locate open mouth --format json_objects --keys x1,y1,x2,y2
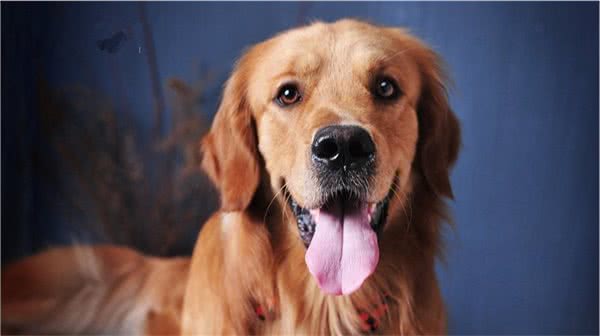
[
  {"x1": 288, "y1": 190, "x2": 391, "y2": 247},
  {"x1": 285, "y1": 183, "x2": 394, "y2": 296}
]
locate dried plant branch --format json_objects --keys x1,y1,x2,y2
[{"x1": 35, "y1": 71, "x2": 218, "y2": 256}]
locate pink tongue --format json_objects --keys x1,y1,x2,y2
[{"x1": 305, "y1": 200, "x2": 379, "y2": 295}]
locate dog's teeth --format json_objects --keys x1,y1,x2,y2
[{"x1": 368, "y1": 203, "x2": 376, "y2": 215}]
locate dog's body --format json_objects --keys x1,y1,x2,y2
[{"x1": 2, "y1": 19, "x2": 460, "y2": 335}]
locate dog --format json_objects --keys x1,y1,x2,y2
[{"x1": 1, "y1": 19, "x2": 460, "y2": 335}]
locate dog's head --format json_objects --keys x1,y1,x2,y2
[{"x1": 201, "y1": 19, "x2": 460, "y2": 295}]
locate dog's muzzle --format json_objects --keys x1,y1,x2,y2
[{"x1": 283, "y1": 125, "x2": 390, "y2": 295}]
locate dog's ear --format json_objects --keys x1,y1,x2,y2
[
  {"x1": 413, "y1": 46, "x2": 461, "y2": 199},
  {"x1": 201, "y1": 63, "x2": 260, "y2": 211}
]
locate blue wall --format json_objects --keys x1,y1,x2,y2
[{"x1": 2, "y1": 2, "x2": 598, "y2": 334}]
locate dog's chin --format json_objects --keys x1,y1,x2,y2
[{"x1": 283, "y1": 180, "x2": 394, "y2": 296}]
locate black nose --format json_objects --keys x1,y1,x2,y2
[{"x1": 312, "y1": 125, "x2": 376, "y2": 171}]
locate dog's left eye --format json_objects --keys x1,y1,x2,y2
[
  {"x1": 372, "y1": 76, "x2": 400, "y2": 100},
  {"x1": 275, "y1": 83, "x2": 302, "y2": 107}
]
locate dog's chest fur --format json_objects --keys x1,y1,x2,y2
[{"x1": 250, "y1": 211, "x2": 420, "y2": 335}]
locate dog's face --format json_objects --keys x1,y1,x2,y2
[
  {"x1": 251, "y1": 21, "x2": 421, "y2": 209},
  {"x1": 202, "y1": 20, "x2": 460, "y2": 296}
]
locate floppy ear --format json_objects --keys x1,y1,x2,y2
[
  {"x1": 201, "y1": 66, "x2": 260, "y2": 211},
  {"x1": 414, "y1": 48, "x2": 461, "y2": 199}
]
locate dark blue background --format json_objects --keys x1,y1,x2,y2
[{"x1": 2, "y1": 2, "x2": 598, "y2": 334}]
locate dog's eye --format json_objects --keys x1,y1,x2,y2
[
  {"x1": 276, "y1": 84, "x2": 302, "y2": 107},
  {"x1": 373, "y1": 76, "x2": 400, "y2": 100}
]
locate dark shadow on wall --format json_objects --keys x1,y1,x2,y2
[{"x1": 1, "y1": 3, "x2": 219, "y2": 261}]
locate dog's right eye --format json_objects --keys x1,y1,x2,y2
[{"x1": 275, "y1": 84, "x2": 302, "y2": 107}]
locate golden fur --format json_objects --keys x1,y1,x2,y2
[{"x1": 1, "y1": 19, "x2": 460, "y2": 335}]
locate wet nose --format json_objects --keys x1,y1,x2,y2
[{"x1": 311, "y1": 125, "x2": 375, "y2": 171}]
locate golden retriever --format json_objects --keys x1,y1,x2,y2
[{"x1": 1, "y1": 19, "x2": 460, "y2": 335}]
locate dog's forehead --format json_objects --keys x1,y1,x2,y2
[{"x1": 268, "y1": 22, "x2": 401, "y2": 71}]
